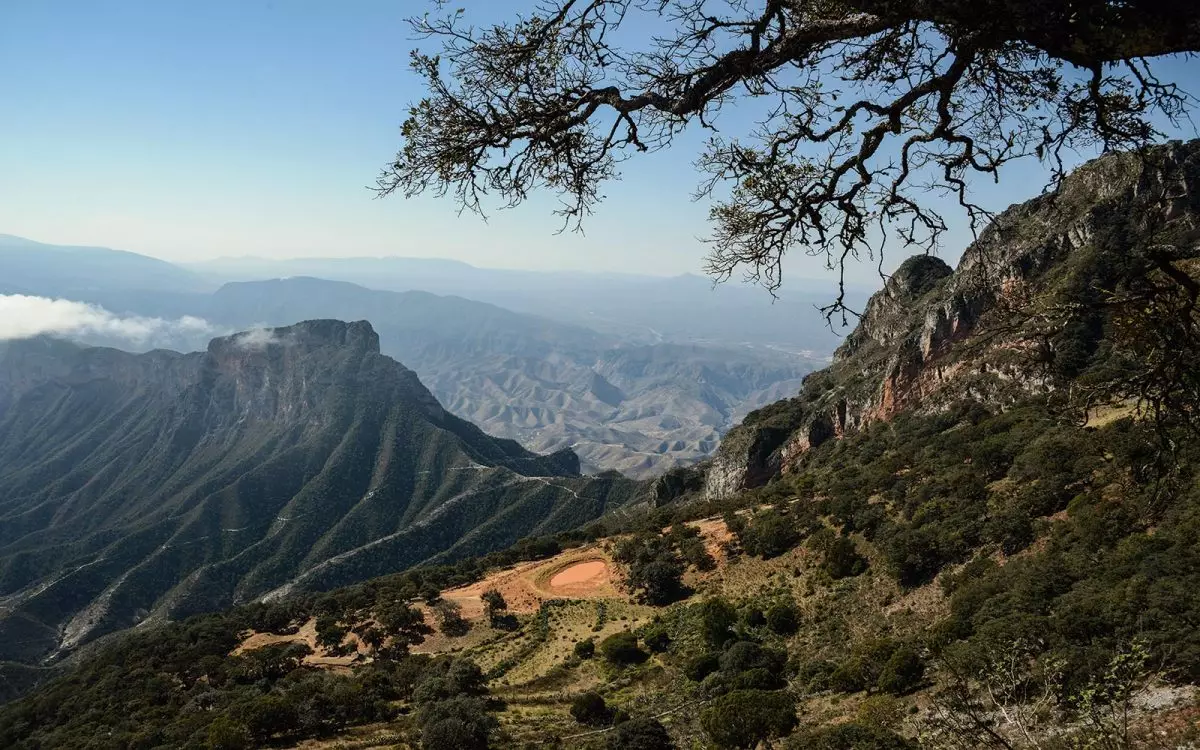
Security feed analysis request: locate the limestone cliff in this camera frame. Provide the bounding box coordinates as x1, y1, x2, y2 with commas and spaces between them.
692, 139, 1200, 499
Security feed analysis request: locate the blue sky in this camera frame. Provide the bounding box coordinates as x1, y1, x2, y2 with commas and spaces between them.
2, 1, 1198, 284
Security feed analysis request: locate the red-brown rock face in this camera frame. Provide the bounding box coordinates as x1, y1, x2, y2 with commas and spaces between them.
694, 140, 1200, 499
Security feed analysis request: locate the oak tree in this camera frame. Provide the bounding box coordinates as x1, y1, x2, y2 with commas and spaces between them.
381, 0, 1198, 319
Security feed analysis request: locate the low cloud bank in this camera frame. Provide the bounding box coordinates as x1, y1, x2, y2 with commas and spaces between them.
0, 294, 217, 345
231, 327, 284, 350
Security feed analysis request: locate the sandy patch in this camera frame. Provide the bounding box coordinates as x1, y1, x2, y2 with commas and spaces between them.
689, 516, 735, 563
234, 618, 320, 655
1085, 401, 1138, 428
548, 560, 608, 593
232, 618, 366, 672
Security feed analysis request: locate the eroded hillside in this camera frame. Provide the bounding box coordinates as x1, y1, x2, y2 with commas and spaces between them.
691, 139, 1200, 500
0, 320, 644, 669
7, 395, 1199, 749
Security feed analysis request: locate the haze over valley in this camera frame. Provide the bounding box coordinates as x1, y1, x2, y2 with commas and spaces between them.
0, 233, 851, 476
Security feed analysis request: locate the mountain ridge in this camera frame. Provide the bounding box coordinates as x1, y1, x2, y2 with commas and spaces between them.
0, 320, 643, 667
11, 273, 819, 477
650, 139, 1200, 501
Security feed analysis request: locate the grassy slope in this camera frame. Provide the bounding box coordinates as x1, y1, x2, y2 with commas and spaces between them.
3, 401, 1200, 749
276, 401, 1200, 749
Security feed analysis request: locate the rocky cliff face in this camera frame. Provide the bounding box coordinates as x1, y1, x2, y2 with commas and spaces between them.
694, 139, 1200, 499
199, 319, 445, 428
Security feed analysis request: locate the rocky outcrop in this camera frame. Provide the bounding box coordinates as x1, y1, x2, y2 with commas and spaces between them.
649, 464, 706, 507
200, 319, 444, 427
689, 139, 1200, 500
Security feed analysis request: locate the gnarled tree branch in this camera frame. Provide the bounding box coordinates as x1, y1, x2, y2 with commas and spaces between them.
379, 0, 1198, 320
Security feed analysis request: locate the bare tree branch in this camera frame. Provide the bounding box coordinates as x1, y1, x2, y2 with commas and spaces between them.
379, 0, 1199, 322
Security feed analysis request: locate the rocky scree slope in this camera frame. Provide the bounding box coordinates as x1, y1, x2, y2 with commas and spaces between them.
0, 320, 643, 666
676, 140, 1200, 501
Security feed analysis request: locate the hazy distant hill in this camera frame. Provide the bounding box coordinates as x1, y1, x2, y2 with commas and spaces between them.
190, 278, 819, 476
0, 235, 209, 297
185, 255, 864, 352
0, 321, 642, 666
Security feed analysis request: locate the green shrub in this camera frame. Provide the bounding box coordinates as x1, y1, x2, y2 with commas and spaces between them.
314, 614, 347, 650
573, 638, 595, 660
633, 559, 688, 605
983, 510, 1035, 555
614, 534, 689, 605
641, 623, 671, 653
794, 659, 838, 692
421, 717, 491, 750
786, 722, 916, 749
723, 510, 746, 538
824, 536, 868, 579
740, 510, 801, 559
876, 646, 924, 695
600, 632, 647, 666
765, 601, 800, 635
719, 641, 787, 677
570, 691, 611, 726
669, 524, 716, 570
684, 653, 720, 682
605, 716, 674, 750
829, 657, 868, 694
205, 716, 252, 750
700, 689, 797, 749
730, 667, 786, 691
696, 598, 738, 648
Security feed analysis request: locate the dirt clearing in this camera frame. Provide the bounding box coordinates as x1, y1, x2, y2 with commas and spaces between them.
232, 618, 364, 672
547, 560, 608, 593
438, 547, 619, 621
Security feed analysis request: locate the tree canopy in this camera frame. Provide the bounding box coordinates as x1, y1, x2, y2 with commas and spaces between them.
380, 0, 1198, 316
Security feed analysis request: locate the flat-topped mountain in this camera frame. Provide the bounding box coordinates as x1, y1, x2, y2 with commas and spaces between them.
18, 273, 821, 477
193, 279, 824, 477
0, 321, 642, 666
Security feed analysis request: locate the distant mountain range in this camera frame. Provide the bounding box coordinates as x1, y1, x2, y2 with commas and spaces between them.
0, 234, 208, 296
184, 254, 867, 351
1, 236, 840, 475
0, 321, 643, 667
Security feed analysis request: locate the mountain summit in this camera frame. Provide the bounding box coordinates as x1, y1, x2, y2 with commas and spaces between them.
0, 321, 640, 664
677, 139, 1200, 500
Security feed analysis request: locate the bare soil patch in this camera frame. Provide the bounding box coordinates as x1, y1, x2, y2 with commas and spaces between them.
549, 560, 606, 589
441, 547, 620, 618
543, 559, 611, 598
232, 618, 365, 672
689, 516, 735, 563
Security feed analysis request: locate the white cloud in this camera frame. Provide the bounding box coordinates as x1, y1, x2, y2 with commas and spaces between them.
231, 327, 285, 350
0, 294, 218, 345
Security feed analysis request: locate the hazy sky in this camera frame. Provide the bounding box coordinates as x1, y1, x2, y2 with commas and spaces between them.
2, 1, 1198, 283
